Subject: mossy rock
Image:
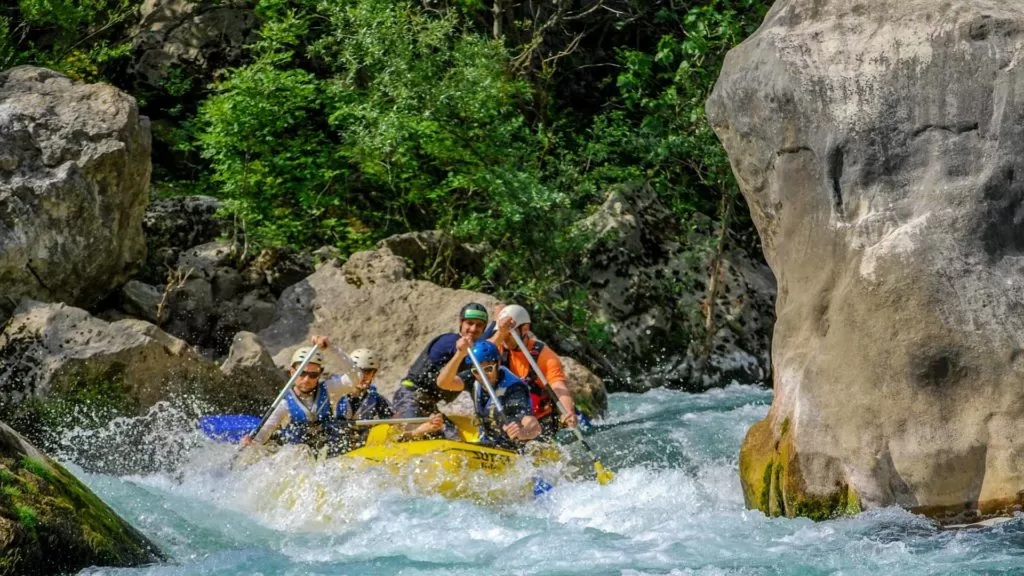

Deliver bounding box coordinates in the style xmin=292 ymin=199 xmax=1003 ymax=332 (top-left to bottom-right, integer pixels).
xmin=0 ymin=421 xmax=164 ymax=575
xmin=739 ymin=415 xmax=862 ymax=521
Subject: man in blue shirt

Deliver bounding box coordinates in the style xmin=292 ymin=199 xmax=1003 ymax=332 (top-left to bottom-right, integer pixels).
xmin=392 ymin=303 xmax=489 ymax=439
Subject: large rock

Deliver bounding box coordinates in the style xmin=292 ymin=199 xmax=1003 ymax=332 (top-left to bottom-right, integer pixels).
xmin=707 ymin=0 xmax=1024 ymax=522
xmin=0 ymin=421 xmax=164 ymax=573
xmin=0 ymin=300 xmax=234 ymax=442
xmin=577 ymin=183 xmax=775 ymax=391
xmin=219 ymin=331 xmax=286 ymax=414
xmin=0 ymin=67 xmax=150 ymax=314
xmin=378 ymin=230 xmax=486 ymax=285
xmin=259 ymin=248 xmax=608 ymax=414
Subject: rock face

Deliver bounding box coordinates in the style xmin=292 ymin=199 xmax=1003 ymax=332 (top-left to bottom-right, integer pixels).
xmin=219 ymin=331 xmax=286 ymax=413
xmin=707 ymin=0 xmax=1024 ymax=522
xmin=0 ymin=300 xmax=255 ymax=444
xmin=139 ymin=194 xmax=223 ymax=284
xmin=132 ymin=0 xmax=258 ymax=85
xmin=259 ymin=247 xmax=609 ymax=415
xmin=0 ymin=67 xmax=150 ymax=315
xmin=0 ymin=421 xmax=163 ymax=573
xmin=577 ymin=183 xmax=775 ymax=391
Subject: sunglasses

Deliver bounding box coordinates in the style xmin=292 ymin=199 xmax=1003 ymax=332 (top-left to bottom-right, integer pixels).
xmin=472 ymin=363 xmax=498 ymax=375
xmin=298 ymin=370 xmax=322 ymax=379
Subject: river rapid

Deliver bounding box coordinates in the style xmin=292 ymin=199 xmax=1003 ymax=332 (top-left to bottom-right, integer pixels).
xmin=69 ymin=385 xmax=1024 ymax=575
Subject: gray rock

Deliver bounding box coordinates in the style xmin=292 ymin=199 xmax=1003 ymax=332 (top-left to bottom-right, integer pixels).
xmin=212 ymin=266 xmax=244 ymax=301
xmin=377 ymin=230 xmax=485 ymax=285
xmin=162 ymin=277 xmax=214 ymax=343
xmin=121 ymin=280 xmax=162 ymax=323
xmin=219 ymin=331 xmax=286 ymax=413
xmin=706 ymin=0 xmax=1024 ymax=522
xmin=132 ymin=0 xmax=258 ymax=85
xmin=141 ymin=195 xmax=224 ymax=283
xmin=247 ymin=247 xmax=314 ymax=296
xmin=238 ymin=291 xmax=277 ymax=333
xmin=0 ymin=300 xmax=223 ymax=409
xmin=0 ymin=67 xmax=150 ymax=313
xmin=577 ymin=183 xmax=775 ymax=391
xmin=177 ymin=239 xmax=235 ymax=280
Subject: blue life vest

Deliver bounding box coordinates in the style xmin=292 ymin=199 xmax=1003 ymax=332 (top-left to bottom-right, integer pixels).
xmin=473 ymin=367 xmax=530 ymax=449
xmin=278 ymin=383 xmax=336 ymax=445
xmin=337 ymin=385 xmax=392 ymax=421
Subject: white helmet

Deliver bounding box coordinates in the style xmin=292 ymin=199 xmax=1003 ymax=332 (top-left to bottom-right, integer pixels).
xmin=350 ymin=348 xmax=380 ymax=371
xmin=290 ymin=346 xmax=325 ymax=367
xmin=498 ymin=304 xmax=531 ymax=328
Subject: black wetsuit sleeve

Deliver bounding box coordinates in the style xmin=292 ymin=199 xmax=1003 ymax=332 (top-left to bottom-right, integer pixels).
xmin=377 ymin=396 xmax=394 ymax=419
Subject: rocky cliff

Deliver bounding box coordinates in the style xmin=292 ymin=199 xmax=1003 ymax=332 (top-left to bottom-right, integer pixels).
xmin=708 ymin=0 xmax=1024 ymax=522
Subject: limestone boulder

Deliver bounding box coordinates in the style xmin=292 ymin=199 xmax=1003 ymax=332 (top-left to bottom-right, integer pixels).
xmin=577 ymin=183 xmax=775 ymax=391
xmin=0 ymin=421 xmax=164 ymax=573
xmin=0 ymin=300 xmax=237 ymax=445
xmin=219 ymin=331 xmax=286 ymax=414
xmin=378 ymin=230 xmax=486 ymax=286
xmin=0 ymin=67 xmax=150 ymax=315
xmin=259 ymin=248 xmax=608 ymax=414
xmin=707 ymin=0 xmax=1024 ymax=522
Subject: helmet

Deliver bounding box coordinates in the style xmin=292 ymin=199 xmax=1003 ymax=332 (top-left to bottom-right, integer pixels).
xmin=498 ymin=304 xmax=531 ymax=328
xmin=459 ymin=302 xmax=488 ymax=323
xmin=350 ymin=348 xmax=380 ymax=371
xmin=463 ymin=340 xmax=500 ymax=366
xmin=290 ymin=346 xmax=325 ymax=367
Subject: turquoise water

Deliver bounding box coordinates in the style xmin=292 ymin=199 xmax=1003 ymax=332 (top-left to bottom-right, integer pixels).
xmin=71 ymin=385 xmax=1024 ymax=575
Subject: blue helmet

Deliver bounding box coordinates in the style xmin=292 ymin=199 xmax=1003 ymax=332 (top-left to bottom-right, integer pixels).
xmin=464 ymin=340 xmax=500 ymax=366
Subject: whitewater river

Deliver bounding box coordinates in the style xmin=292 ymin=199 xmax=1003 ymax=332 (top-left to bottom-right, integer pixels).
xmin=71 ymin=385 xmax=1024 ymax=575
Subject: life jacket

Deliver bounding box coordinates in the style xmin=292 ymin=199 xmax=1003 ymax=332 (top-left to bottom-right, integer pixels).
xmin=401 ymin=333 xmax=462 ymax=405
xmin=472 ymin=367 xmax=526 ymax=450
xmin=278 ymin=383 xmax=337 ymax=446
xmin=500 ymin=338 xmax=555 ymax=421
xmin=337 ymin=385 xmax=391 ymax=421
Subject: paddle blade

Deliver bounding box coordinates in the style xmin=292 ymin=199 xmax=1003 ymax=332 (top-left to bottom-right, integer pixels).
xmin=594 ymin=461 xmax=615 ymax=485
xmin=200 ymin=414 xmax=261 ymax=443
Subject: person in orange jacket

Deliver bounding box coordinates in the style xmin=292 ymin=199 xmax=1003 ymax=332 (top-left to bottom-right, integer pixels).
xmin=488 ymin=304 xmax=577 ymax=439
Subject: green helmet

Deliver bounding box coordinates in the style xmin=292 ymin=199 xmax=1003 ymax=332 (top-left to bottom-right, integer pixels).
xmin=459 ymin=302 xmax=488 ymax=323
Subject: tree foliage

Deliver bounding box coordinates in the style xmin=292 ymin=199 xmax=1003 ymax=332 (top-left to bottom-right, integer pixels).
xmin=2 ymin=0 xmax=773 ymax=384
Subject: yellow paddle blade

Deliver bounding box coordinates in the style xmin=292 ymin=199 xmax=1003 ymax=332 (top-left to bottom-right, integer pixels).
xmin=594 ymin=461 xmax=615 ymax=485
xmin=365 ymin=424 xmax=392 ymax=447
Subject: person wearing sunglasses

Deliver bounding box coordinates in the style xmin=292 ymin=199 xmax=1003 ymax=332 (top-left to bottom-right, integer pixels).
xmin=242 ymin=336 xmax=360 ymax=451
xmin=435 ymin=340 xmax=541 ymax=450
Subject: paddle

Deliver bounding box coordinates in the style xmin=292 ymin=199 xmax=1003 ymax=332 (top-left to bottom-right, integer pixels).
xmin=240 ymin=342 xmax=322 ymax=447
xmin=467 ymin=347 xmax=554 ymax=497
xmin=466 ymin=347 xmax=506 ymax=416
xmin=508 ymin=329 xmax=615 ymax=485
xmin=351 ymin=417 xmax=429 ymax=427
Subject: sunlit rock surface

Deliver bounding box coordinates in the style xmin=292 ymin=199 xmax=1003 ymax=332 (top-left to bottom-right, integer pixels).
xmin=708 ymin=0 xmax=1024 ymax=522
xmin=0 ymin=67 xmax=150 ymax=316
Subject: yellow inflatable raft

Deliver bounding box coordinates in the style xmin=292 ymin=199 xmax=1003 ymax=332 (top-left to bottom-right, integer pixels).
xmin=339 ymin=416 xmax=562 ymax=502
